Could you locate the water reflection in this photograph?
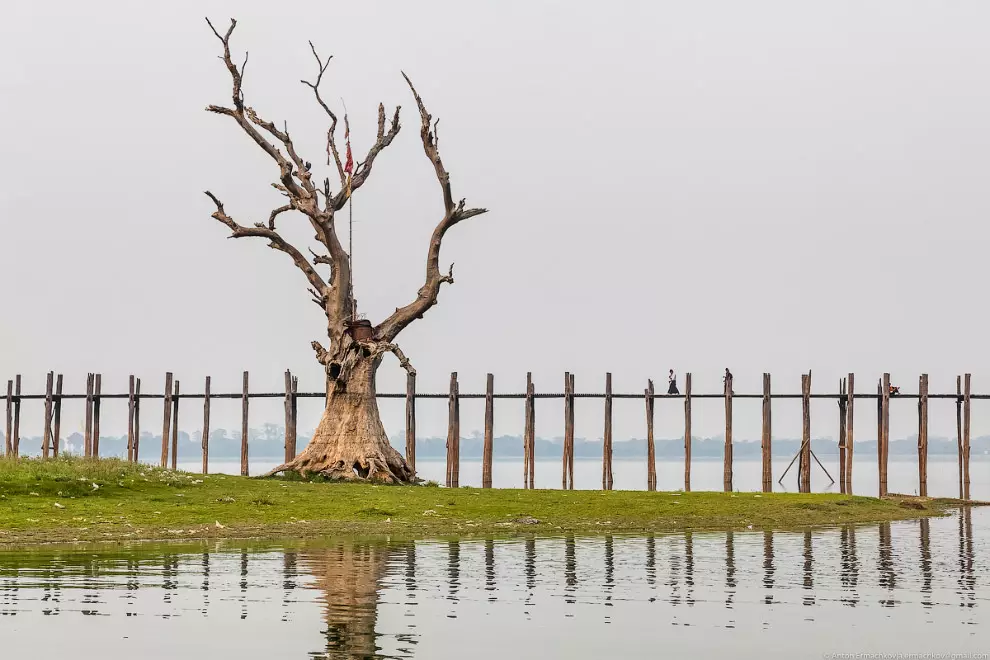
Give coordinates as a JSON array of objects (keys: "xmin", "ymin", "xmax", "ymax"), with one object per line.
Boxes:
[{"xmin": 1, "ymin": 509, "xmax": 988, "ymax": 659}]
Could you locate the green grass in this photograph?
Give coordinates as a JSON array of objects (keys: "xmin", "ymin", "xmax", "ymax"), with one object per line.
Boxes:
[{"xmin": 0, "ymin": 456, "xmax": 957, "ymax": 546}]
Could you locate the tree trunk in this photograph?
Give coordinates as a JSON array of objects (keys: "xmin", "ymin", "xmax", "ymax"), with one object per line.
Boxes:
[{"xmin": 264, "ymin": 355, "xmax": 413, "ymax": 483}]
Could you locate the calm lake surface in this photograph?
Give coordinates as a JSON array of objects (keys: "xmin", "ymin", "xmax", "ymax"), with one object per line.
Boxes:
[{"xmin": 2, "ymin": 510, "xmax": 989, "ymax": 659}]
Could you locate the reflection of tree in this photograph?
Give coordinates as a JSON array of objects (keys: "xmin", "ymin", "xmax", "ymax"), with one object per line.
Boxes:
[{"xmin": 300, "ymin": 542, "xmax": 400, "ymax": 660}]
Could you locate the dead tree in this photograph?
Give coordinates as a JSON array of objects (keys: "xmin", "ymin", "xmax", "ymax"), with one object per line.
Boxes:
[{"xmin": 203, "ymin": 18, "xmax": 487, "ymax": 483}]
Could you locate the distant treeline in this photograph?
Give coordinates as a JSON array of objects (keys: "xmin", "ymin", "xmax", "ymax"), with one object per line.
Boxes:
[{"xmin": 4, "ymin": 427, "xmax": 987, "ymax": 461}]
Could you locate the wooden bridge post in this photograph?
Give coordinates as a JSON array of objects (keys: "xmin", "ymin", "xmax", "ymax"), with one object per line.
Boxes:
[
  {"xmin": 684, "ymin": 373, "xmax": 692, "ymax": 492},
  {"xmin": 133, "ymin": 378, "xmax": 142, "ymax": 462},
  {"xmin": 483, "ymin": 373, "xmax": 494, "ymax": 488},
  {"xmin": 127, "ymin": 376, "xmax": 136, "ymax": 462},
  {"xmin": 846, "ymin": 373, "xmax": 855, "ymax": 493},
  {"xmin": 880, "ymin": 373, "xmax": 890, "ymax": 497},
  {"xmin": 561, "ymin": 372, "xmax": 570, "ymax": 490},
  {"xmin": 799, "ymin": 373, "xmax": 812, "ymax": 492},
  {"xmin": 723, "ymin": 374, "xmax": 733, "ymax": 492},
  {"xmin": 160, "ymin": 372, "xmax": 173, "ymax": 467},
  {"xmin": 93, "ymin": 374, "xmax": 103, "ymax": 458},
  {"xmin": 523, "ymin": 372, "xmax": 532, "ymax": 489},
  {"xmin": 955, "ymin": 375, "xmax": 963, "ymax": 499},
  {"xmin": 12, "ymin": 375, "xmax": 20, "ymax": 457},
  {"xmin": 406, "ymin": 372, "xmax": 417, "ymax": 478},
  {"xmin": 52, "ymin": 375, "xmax": 63, "ymax": 458},
  {"xmin": 240, "ymin": 371, "xmax": 249, "ymax": 476},
  {"xmin": 202, "ymin": 376, "xmax": 211, "ymax": 475},
  {"xmin": 447, "ymin": 372, "xmax": 460, "ymax": 488},
  {"xmin": 527, "ymin": 375, "xmax": 535, "ymax": 489},
  {"xmin": 918, "ymin": 373, "xmax": 928, "ymax": 497},
  {"xmin": 963, "ymin": 373, "xmax": 971, "ymax": 501},
  {"xmin": 603, "ymin": 372, "xmax": 613, "ymax": 491},
  {"xmin": 42, "ymin": 371, "xmax": 53, "ymax": 459},
  {"xmin": 4, "ymin": 380, "xmax": 11, "ymax": 457},
  {"xmin": 84, "ymin": 373, "xmax": 94, "ymax": 458},
  {"xmin": 837, "ymin": 378, "xmax": 847, "ymax": 494},
  {"xmin": 761, "ymin": 373, "xmax": 771, "ymax": 492},
  {"xmin": 284, "ymin": 370, "xmax": 294, "ymax": 465},
  {"xmin": 170, "ymin": 380, "xmax": 179, "ymax": 470},
  {"xmin": 646, "ymin": 379, "xmax": 656, "ymax": 492},
  {"xmin": 567, "ymin": 373, "xmax": 575, "ymax": 489}
]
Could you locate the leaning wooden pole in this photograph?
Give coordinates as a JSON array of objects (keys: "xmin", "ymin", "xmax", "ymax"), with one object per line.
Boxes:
[
  {"xmin": 160, "ymin": 372, "xmax": 173, "ymax": 467},
  {"xmin": 170, "ymin": 380, "xmax": 180, "ymax": 470},
  {"xmin": 127, "ymin": 376, "xmax": 136, "ymax": 462},
  {"xmin": 133, "ymin": 378, "xmax": 142, "ymax": 462},
  {"xmin": 92, "ymin": 374, "xmax": 103, "ymax": 458},
  {"xmin": 202, "ymin": 376, "xmax": 211, "ymax": 475},
  {"xmin": 645, "ymin": 379, "xmax": 656, "ymax": 492},
  {"xmin": 918, "ymin": 373, "xmax": 928, "ymax": 498},
  {"xmin": 52, "ymin": 374, "xmax": 63, "ymax": 458},
  {"xmin": 956, "ymin": 375, "xmax": 963, "ymax": 500},
  {"xmin": 240, "ymin": 371, "xmax": 249, "ymax": 476},
  {"xmin": 446, "ymin": 372, "xmax": 460, "ymax": 488},
  {"xmin": 603, "ymin": 372, "xmax": 613, "ymax": 491},
  {"xmin": 723, "ymin": 375, "xmax": 733, "ymax": 492},
  {"xmin": 4, "ymin": 380, "xmax": 12, "ymax": 457},
  {"xmin": 761, "ymin": 373, "xmax": 772, "ymax": 492},
  {"xmin": 963, "ymin": 373, "xmax": 971, "ymax": 501},
  {"xmin": 42, "ymin": 371, "xmax": 53, "ymax": 459},
  {"xmin": 483, "ymin": 373, "xmax": 494, "ymax": 489},
  {"xmin": 684, "ymin": 373, "xmax": 692, "ymax": 492},
  {"xmin": 846, "ymin": 373, "xmax": 855, "ymax": 493},
  {"xmin": 406, "ymin": 372, "xmax": 417, "ymax": 478},
  {"xmin": 84, "ymin": 373, "xmax": 94, "ymax": 458}
]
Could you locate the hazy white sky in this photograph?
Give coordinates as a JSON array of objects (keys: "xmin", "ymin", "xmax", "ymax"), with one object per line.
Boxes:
[{"xmin": 2, "ymin": 1, "xmax": 989, "ymax": 443}]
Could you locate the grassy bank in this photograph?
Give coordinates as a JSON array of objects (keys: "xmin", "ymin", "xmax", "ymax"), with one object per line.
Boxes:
[{"xmin": 0, "ymin": 456, "xmax": 954, "ymax": 545}]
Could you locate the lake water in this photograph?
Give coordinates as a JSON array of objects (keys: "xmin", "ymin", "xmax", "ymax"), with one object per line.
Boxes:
[
  {"xmin": 2, "ymin": 509, "xmax": 988, "ymax": 659},
  {"xmin": 182, "ymin": 456, "xmax": 990, "ymax": 500}
]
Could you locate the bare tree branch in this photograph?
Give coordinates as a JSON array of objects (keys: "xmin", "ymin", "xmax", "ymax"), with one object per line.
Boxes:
[
  {"xmin": 374, "ymin": 76, "xmax": 488, "ymax": 342},
  {"xmin": 268, "ymin": 204, "xmax": 293, "ymax": 230},
  {"xmin": 205, "ymin": 191, "xmax": 328, "ymax": 297},
  {"xmin": 329, "ymin": 103, "xmax": 402, "ymax": 211},
  {"xmin": 300, "ymin": 42, "xmax": 347, "ymax": 191},
  {"xmin": 204, "ymin": 17, "xmax": 311, "ymax": 203}
]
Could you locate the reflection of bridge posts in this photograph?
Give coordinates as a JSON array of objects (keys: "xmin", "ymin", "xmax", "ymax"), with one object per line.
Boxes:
[
  {"xmin": 564, "ymin": 536, "xmax": 577, "ymax": 603},
  {"xmin": 802, "ymin": 531, "xmax": 814, "ymax": 606},
  {"xmin": 646, "ymin": 535, "xmax": 656, "ymax": 587},
  {"xmin": 239, "ymin": 550, "xmax": 248, "ymax": 620},
  {"xmin": 763, "ymin": 530, "xmax": 774, "ymax": 605},
  {"xmin": 878, "ymin": 523, "xmax": 896, "ymax": 607},
  {"xmin": 839, "ymin": 526, "xmax": 860, "ymax": 607},
  {"xmin": 684, "ymin": 532, "xmax": 695, "ymax": 606},
  {"xmin": 725, "ymin": 532, "xmax": 736, "ymax": 609},
  {"xmin": 959, "ymin": 508, "xmax": 975, "ymax": 610},
  {"xmin": 919, "ymin": 518, "xmax": 932, "ymax": 607},
  {"xmin": 604, "ymin": 535, "xmax": 614, "ymax": 608},
  {"xmin": 484, "ymin": 540, "xmax": 496, "ymax": 601}
]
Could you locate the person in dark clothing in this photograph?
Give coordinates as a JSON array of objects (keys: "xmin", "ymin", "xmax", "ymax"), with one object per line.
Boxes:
[{"xmin": 667, "ymin": 369, "xmax": 679, "ymax": 395}]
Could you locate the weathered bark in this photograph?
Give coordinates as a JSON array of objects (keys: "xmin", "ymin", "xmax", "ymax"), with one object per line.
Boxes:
[{"xmin": 264, "ymin": 355, "xmax": 412, "ymax": 483}]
